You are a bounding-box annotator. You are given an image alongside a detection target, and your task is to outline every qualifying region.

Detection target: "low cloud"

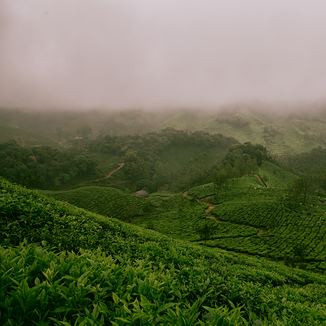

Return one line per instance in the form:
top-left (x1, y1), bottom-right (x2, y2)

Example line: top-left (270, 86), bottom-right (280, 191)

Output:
top-left (1, 0), bottom-right (326, 110)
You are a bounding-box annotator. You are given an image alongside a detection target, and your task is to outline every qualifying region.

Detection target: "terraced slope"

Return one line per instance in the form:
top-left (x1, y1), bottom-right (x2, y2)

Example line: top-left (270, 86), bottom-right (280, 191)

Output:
top-left (45, 186), bottom-right (148, 221)
top-left (46, 187), bottom-right (206, 241)
top-left (186, 165), bottom-right (325, 271)
top-left (211, 199), bottom-right (325, 269)
top-left (45, 162), bottom-right (325, 272)
top-left (145, 170), bottom-right (325, 271)
top-left (1, 178), bottom-right (326, 325)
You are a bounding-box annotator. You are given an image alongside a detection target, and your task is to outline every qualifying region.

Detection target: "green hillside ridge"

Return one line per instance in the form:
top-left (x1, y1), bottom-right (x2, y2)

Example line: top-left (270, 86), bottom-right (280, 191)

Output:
top-left (1, 178), bottom-right (326, 325)
top-left (1, 108), bottom-right (325, 155)
top-left (46, 186), bottom-right (149, 221)
top-left (89, 129), bottom-right (236, 191)
top-left (196, 164), bottom-right (325, 271)
top-left (0, 141), bottom-right (98, 190)
top-left (44, 161), bottom-right (326, 272)
top-left (161, 109), bottom-right (326, 155)
top-left (0, 125), bottom-right (54, 146)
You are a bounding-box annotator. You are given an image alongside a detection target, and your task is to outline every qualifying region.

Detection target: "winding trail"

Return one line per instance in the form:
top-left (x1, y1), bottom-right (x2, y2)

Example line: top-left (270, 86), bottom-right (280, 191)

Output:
top-left (255, 174), bottom-right (268, 188)
top-left (95, 162), bottom-right (125, 182)
top-left (106, 162), bottom-right (125, 178)
top-left (205, 203), bottom-right (216, 215)
top-left (183, 191), bottom-right (220, 221)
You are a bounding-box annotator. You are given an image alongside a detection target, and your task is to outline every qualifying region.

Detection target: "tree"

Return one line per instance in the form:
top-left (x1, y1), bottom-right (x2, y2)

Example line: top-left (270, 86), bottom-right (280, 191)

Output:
top-left (214, 169), bottom-right (231, 203)
top-left (196, 220), bottom-right (217, 243)
top-left (285, 177), bottom-right (313, 207)
top-left (224, 142), bottom-right (271, 169)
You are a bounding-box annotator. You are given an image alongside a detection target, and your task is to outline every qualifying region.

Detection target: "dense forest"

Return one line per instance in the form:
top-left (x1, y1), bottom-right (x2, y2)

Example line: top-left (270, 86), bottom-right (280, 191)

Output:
top-left (0, 141), bottom-right (97, 189)
top-left (284, 148), bottom-right (326, 192)
top-left (0, 129), bottom-right (276, 192)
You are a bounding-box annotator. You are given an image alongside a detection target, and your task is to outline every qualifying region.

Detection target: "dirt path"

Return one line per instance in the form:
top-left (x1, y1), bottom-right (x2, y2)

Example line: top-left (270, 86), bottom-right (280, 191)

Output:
top-left (106, 162), bottom-right (125, 178)
top-left (95, 162), bottom-right (125, 181)
top-left (183, 191), bottom-right (220, 222)
top-left (207, 215), bottom-right (220, 222)
top-left (205, 203), bottom-right (215, 215)
top-left (182, 191), bottom-right (191, 199)
top-left (255, 174), bottom-right (268, 188)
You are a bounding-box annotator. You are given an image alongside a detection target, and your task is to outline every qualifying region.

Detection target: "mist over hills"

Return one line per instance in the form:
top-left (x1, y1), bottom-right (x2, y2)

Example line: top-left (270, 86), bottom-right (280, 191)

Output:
top-left (0, 106), bottom-right (325, 154)
top-left (2, 1), bottom-right (326, 108)
top-left (1, 1), bottom-right (326, 323)
top-left (1, 106), bottom-right (325, 326)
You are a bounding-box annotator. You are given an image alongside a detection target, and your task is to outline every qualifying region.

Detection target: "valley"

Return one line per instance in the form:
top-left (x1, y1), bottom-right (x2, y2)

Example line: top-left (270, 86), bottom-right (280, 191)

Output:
top-left (2, 2), bottom-right (326, 323)
top-left (46, 161), bottom-right (325, 273)
top-left (0, 108), bottom-right (325, 325)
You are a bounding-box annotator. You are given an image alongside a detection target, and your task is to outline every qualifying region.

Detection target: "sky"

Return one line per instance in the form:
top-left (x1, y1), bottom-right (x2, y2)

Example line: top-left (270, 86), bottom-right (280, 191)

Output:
top-left (1, 0), bottom-right (326, 110)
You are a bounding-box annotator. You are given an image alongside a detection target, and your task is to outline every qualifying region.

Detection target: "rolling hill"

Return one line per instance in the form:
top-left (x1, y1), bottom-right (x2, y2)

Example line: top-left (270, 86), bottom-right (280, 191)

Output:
top-left (1, 178), bottom-right (326, 325)
top-left (89, 129), bottom-right (237, 191)
top-left (46, 186), bottom-right (149, 221)
top-left (44, 161), bottom-right (326, 272)
top-left (160, 109), bottom-right (326, 155)
top-left (1, 107), bottom-right (325, 155)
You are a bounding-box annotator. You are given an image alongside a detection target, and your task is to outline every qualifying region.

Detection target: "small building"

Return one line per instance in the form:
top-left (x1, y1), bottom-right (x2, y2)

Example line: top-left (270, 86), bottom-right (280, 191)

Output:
top-left (134, 190), bottom-right (149, 198)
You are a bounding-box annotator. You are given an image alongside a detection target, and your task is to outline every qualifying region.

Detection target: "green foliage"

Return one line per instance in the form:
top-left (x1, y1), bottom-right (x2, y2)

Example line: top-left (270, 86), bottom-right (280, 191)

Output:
top-left (211, 196), bottom-right (326, 270)
top-left (0, 244), bottom-right (247, 326)
top-left (46, 186), bottom-right (149, 221)
top-left (0, 107), bottom-right (325, 324)
top-left (196, 221), bottom-right (217, 242)
top-left (1, 107), bottom-right (325, 155)
top-left (0, 179), bottom-right (326, 325)
top-left (51, 160), bottom-right (325, 272)
top-left (284, 177), bottom-right (315, 207)
top-left (0, 142), bottom-right (97, 189)
top-left (90, 128), bottom-right (236, 191)
top-left (128, 162), bottom-right (324, 272)
top-left (132, 193), bottom-right (206, 240)
top-left (224, 142), bottom-right (271, 168)
top-left (188, 183), bottom-right (216, 199)
top-left (209, 143), bottom-right (272, 201)
top-left (284, 148), bottom-right (326, 193)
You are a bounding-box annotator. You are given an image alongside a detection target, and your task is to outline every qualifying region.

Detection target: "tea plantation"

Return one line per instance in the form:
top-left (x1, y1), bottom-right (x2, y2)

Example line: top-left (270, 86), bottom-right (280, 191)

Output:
top-left (45, 186), bottom-right (149, 221)
top-left (1, 178), bottom-right (326, 325)
top-left (44, 162), bottom-right (326, 273)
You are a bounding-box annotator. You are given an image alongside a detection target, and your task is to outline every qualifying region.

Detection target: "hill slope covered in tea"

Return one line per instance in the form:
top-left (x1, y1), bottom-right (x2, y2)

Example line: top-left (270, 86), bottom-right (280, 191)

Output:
top-left (1, 178), bottom-right (325, 325)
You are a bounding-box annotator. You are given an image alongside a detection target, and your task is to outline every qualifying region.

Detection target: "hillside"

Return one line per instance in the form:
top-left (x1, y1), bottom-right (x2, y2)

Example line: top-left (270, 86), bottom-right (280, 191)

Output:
top-left (89, 129), bottom-right (237, 191)
top-left (160, 109), bottom-right (326, 155)
top-left (47, 161), bottom-right (326, 272)
top-left (283, 148), bottom-right (326, 193)
top-left (1, 178), bottom-right (326, 325)
top-left (0, 141), bottom-right (98, 190)
top-left (1, 107), bottom-right (325, 155)
top-left (0, 124), bottom-right (54, 146)
top-left (46, 186), bottom-right (149, 221)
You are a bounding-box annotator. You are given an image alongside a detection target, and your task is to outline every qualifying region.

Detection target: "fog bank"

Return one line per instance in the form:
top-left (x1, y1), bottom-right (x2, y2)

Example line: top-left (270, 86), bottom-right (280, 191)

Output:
top-left (1, 0), bottom-right (326, 110)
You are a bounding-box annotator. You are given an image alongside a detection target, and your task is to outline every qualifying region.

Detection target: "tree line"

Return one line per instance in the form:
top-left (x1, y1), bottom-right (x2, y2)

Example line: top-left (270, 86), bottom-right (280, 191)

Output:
top-left (0, 141), bottom-right (97, 189)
